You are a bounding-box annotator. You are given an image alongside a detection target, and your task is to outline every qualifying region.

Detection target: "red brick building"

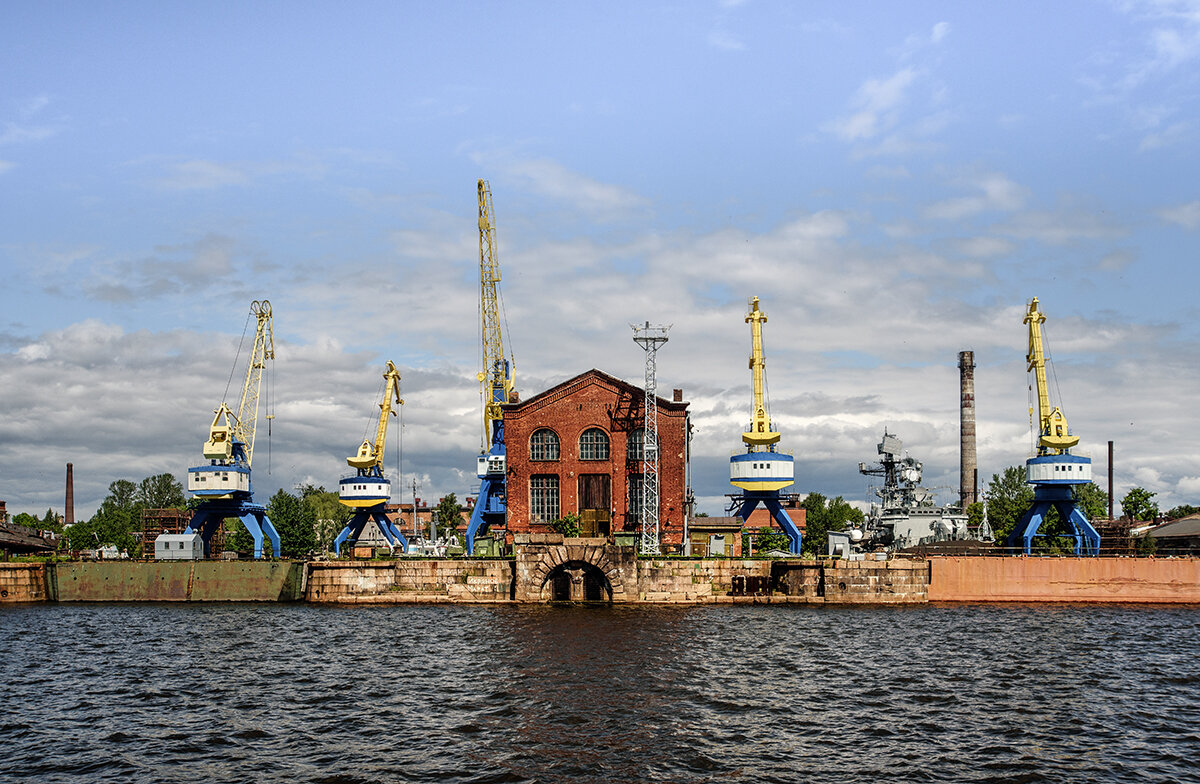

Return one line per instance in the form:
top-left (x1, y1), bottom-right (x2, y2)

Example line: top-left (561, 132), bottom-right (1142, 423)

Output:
top-left (503, 369), bottom-right (690, 548)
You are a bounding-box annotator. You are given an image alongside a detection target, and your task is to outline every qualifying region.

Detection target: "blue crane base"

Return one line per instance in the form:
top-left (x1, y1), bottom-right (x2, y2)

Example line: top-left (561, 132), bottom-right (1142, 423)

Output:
top-left (466, 475), bottom-right (505, 555)
top-left (733, 493), bottom-right (803, 555)
top-left (187, 500), bottom-right (280, 559)
top-left (333, 506), bottom-right (409, 557)
top-left (1007, 483), bottom-right (1101, 556)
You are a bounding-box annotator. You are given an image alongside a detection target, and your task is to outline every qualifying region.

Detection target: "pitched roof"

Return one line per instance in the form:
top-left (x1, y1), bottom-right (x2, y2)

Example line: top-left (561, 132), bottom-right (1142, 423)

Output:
top-left (1149, 514), bottom-right (1200, 539)
top-left (507, 368), bottom-right (687, 413)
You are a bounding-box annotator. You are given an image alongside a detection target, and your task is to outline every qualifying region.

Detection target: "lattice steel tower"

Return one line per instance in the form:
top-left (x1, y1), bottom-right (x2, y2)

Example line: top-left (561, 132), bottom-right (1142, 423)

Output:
top-left (632, 322), bottom-right (670, 555)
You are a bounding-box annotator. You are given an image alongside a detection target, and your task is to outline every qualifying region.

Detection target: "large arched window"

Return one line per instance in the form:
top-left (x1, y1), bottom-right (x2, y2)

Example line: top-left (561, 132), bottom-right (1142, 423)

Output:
top-left (579, 428), bottom-right (610, 461)
top-left (627, 428), bottom-right (645, 461)
top-left (530, 428), bottom-right (560, 461)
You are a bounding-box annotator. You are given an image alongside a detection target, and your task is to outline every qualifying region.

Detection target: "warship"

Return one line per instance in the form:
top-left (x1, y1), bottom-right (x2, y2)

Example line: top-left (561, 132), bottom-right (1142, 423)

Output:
top-left (854, 431), bottom-right (992, 550)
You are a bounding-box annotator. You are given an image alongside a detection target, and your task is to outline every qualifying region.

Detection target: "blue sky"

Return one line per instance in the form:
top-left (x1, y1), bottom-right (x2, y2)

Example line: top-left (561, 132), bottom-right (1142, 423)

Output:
top-left (3, 1), bottom-right (1200, 520)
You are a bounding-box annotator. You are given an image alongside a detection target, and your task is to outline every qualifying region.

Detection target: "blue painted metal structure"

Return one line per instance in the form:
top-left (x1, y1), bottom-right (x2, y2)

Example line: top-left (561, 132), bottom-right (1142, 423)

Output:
top-left (333, 484), bottom-right (409, 556)
top-left (1008, 455), bottom-right (1101, 556)
top-left (186, 449), bottom-right (281, 559)
top-left (466, 359), bottom-right (509, 555)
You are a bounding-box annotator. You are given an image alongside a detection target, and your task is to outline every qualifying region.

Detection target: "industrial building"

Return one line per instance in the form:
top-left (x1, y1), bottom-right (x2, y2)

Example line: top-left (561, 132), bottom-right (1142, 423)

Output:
top-left (501, 369), bottom-right (690, 548)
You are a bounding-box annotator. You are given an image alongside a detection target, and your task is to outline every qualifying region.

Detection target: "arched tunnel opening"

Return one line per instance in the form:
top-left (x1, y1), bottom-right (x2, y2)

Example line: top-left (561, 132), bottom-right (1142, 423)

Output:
top-left (543, 560), bottom-right (612, 603)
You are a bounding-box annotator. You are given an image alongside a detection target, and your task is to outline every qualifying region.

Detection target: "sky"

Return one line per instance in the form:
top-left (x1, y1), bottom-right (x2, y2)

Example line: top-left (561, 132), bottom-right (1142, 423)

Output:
top-left (3, 0), bottom-right (1200, 521)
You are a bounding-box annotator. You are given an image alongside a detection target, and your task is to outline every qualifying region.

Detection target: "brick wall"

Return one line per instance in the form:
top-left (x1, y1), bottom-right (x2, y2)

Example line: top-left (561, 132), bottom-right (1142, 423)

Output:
top-left (504, 369), bottom-right (689, 547)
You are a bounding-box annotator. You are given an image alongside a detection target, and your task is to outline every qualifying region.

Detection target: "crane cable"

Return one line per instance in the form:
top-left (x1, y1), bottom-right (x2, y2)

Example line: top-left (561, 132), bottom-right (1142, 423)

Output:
top-left (221, 307), bottom-right (254, 407)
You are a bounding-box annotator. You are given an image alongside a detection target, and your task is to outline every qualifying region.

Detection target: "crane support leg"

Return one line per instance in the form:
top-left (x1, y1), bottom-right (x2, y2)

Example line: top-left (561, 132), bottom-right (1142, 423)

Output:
top-left (239, 511), bottom-right (281, 560)
top-left (333, 506), bottom-right (409, 557)
top-left (466, 474), bottom-right (505, 555)
top-left (187, 501), bottom-right (279, 559)
top-left (1008, 485), bottom-right (1100, 556)
top-left (735, 493), bottom-right (802, 555)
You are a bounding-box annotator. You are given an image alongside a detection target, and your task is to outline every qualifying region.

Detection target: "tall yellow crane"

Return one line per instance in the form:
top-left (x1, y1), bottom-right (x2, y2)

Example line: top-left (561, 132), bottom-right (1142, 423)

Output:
top-left (334, 361), bottom-right (409, 555)
top-left (1008, 297), bottom-right (1100, 555)
top-left (466, 179), bottom-right (514, 555)
top-left (1025, 297), bottom-right (1078, 454)
top-left (728, 297), bottom-right (802, 554)
top-left (184, 300), bottom-right (281, 559)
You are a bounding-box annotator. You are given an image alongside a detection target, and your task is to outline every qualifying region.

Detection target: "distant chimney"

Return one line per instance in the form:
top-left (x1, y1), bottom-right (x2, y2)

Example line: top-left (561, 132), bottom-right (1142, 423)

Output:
top-left (65, 462), bottom-right (75, 526)
top-left (958, 351), bottom-right (977, 508)
top-left (673, 389), bottom-right (683, 402)
top-left (509, 391), bottom-right (520, 403)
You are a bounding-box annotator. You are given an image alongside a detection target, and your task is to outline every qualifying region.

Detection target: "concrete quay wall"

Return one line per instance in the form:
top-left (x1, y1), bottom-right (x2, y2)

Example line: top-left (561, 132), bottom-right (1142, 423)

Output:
top-left (929, 556), bottom-right (1200, 603)
top-left (305, 559), bottom-right (514, 603)
top-left (0, 563), bottom-right (48, 603)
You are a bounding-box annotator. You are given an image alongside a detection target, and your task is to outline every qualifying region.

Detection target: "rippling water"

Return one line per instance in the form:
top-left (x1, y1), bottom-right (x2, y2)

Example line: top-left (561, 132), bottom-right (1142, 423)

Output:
top-left (2, 602), bottom-right (1199, 783)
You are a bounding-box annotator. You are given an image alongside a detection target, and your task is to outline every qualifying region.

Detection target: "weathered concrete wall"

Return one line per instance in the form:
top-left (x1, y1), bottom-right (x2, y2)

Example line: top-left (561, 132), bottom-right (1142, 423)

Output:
top-left (52, 561), bottom-right (305, 602)
top-left (928, 556), bottom-right (1200, 603)
top-left (306, 559), bottom-right (514, 603)
top-left (0, 563), bottom-right (47, 602)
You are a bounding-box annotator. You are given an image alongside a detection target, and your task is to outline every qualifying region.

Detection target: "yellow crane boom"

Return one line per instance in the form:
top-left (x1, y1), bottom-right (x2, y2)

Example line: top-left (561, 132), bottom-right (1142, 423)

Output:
top-left (743, 296), bottom-right (780, 448)
top-left (1025, 297), bottom-right (1078, 454)
top-left (477, 179), bottom-right (514, 444)
top-left (347, 361), bottom-right (403, 471)
top-left (202, 300), bottom-right (275, 466)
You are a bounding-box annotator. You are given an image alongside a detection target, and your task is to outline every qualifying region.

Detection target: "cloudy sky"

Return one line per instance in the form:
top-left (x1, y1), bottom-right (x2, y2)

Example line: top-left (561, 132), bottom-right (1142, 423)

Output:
top-left (3, 1), bottom-right (1199, 521)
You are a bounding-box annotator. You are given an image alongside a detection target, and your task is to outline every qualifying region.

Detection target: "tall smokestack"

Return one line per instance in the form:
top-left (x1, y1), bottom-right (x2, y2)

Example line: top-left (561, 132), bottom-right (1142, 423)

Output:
top-left (958, 351), bottom-right (977, 508)
top-left (65, 462), bottom-right (75, 526)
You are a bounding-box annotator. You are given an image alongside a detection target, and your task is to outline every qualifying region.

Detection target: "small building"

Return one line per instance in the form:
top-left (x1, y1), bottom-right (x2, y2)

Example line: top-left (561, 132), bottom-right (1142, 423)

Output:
top-left (502, 369), bottom-right (690, 549)
top-left (1148, 514), bottom-right (1200, 555)
top-left (155, 533), bottom-right (204, 560)
top-left (688, 516), bottom-right (744, 557)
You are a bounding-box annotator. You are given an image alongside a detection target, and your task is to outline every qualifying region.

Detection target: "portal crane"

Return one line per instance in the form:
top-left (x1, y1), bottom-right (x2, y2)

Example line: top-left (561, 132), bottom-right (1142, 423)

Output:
top-left (465, 179), bottom-right (514, 554)
top-left (1007, 298), bottom-right (1101, 555)
top-left (333, 361), bottom-right (410, 556)
top-left (184, 300), bottom-right (281, 558)
top-left (728, 297), bottom-right (802, 554)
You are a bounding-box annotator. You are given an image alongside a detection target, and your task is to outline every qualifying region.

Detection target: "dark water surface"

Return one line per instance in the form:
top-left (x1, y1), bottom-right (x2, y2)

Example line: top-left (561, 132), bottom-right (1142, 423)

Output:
top-left (2, 603), bottom-right (1199, 783)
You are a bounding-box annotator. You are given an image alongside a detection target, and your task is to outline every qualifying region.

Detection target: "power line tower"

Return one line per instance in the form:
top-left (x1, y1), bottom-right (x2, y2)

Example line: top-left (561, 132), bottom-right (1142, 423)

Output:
top-left (632, 321), bottom-right (670, 555)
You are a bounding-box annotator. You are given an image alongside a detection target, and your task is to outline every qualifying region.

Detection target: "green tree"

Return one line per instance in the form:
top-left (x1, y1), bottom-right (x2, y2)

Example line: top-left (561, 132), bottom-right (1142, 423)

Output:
top-left (224, 518), bottom-right (254, 553)
top-left (1074, 482), bottom-right (1109, 522)
top-left (434, 493), bottom-right (464, 538)
top-left (64, 480), bottom-right (142, 552)
top-left (12, 512), bottom-right (41, 528)
top-left (1164, 504), bottom-right (1199, 520)
top-left (984, 466), bottom-right (1034, 545)
top-left (298, 484), bottom-right (352, 552)
top-left (744, 526), bottom-right (790, 555)
top-left (1121, 487), bottom-right (1159, 521)
top-left (966, 501), bottom-right (985, 530)
top-left (800, 493), bottom-right (865, 556)
top-left (137, 473), bottom-right (186, 509)
top-left (267, 489), bottom-right (317, 557)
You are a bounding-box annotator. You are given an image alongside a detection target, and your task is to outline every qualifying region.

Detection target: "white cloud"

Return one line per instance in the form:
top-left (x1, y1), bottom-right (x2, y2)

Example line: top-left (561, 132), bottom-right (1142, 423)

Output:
top-left (708, 29), bottom-right (745, 51)
top-left (1158, 200), bottom-right (1200, 228)
top-left (826, 68), bottom-right (918, 141)
top-left (495, 157), bottom-right (650, 216)
top-left (924, 173), bottom-right (1028, 220)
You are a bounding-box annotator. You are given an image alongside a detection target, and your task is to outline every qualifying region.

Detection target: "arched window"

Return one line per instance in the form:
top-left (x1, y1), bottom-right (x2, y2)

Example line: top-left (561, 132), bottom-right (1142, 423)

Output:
top-left (530, 428), bottom-right (560, 461)
top-left (627, 428), bottom-right (645, 461)
top-left (579, 428), bottom-right (610, 461)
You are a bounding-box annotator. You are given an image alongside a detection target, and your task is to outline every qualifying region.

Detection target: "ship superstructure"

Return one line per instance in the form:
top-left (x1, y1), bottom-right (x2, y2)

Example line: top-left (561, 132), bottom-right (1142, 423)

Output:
top-left (857, 431), bottom-right (990, 550)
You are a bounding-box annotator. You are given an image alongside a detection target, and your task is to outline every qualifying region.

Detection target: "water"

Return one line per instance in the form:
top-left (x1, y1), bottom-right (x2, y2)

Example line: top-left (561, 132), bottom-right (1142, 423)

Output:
top-left (2, 603), bottom-right (1199, 784)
